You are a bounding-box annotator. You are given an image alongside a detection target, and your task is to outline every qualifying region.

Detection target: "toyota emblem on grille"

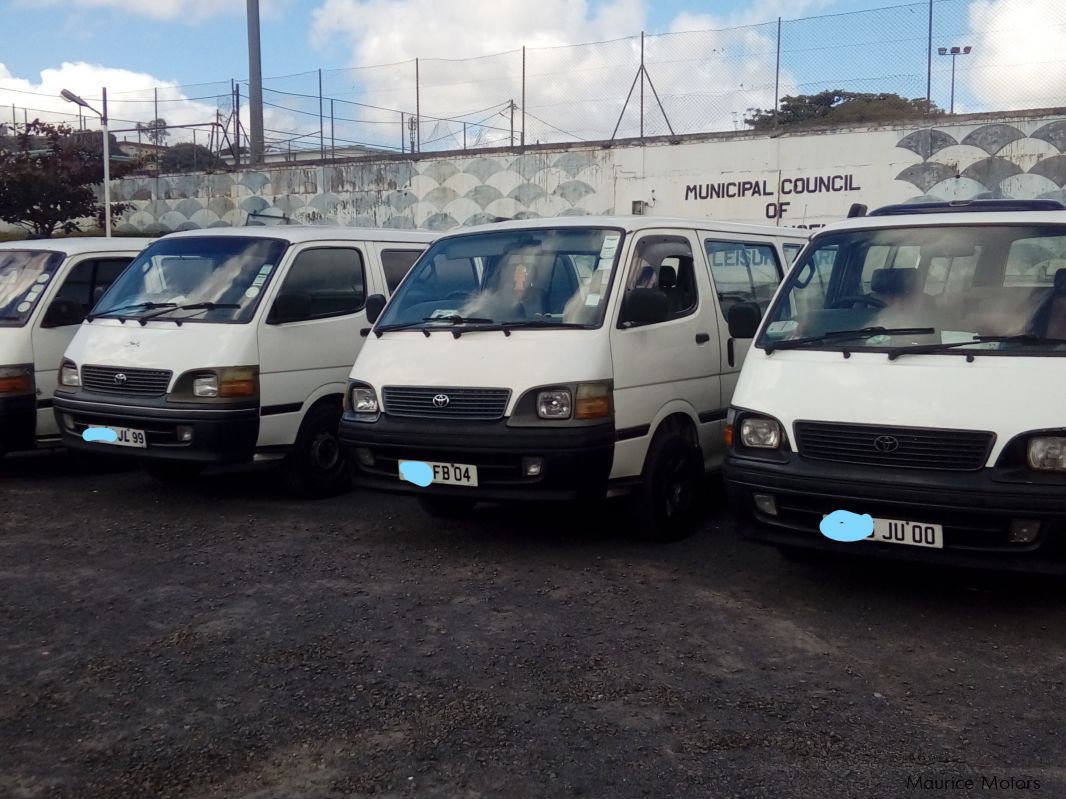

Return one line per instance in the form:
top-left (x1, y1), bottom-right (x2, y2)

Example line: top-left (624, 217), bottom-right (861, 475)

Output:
top-left (874, 435), bottom-right (900, 453)
top-left (432, 394), bottom-right (450, 408)
top-left (113, 372), bottom-right (128, 386)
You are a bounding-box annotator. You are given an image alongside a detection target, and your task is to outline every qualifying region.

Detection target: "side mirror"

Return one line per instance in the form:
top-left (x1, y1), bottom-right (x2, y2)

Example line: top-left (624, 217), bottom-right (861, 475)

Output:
top-left (40, 298), bottom-right (86, 328)
top-left (727, 301), bottom-right (762, 339)
top-left (365, 293), bottom-right (387, 324)
top-left (267, 291), bottom-right (313, 325)
top-left (622, 288), bottom-right (669, 327)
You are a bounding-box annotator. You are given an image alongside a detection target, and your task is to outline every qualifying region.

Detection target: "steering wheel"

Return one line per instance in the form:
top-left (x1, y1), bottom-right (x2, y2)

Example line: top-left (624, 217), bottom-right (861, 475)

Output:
top-left (828, 295), bottom-right (886, 310)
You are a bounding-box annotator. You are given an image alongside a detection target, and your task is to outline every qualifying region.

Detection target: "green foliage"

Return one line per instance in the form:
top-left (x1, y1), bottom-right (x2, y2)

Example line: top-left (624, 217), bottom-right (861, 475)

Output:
top-left (745, 90), bottom-right (944, 130)
top-left (136, 118), bottom-right (169, 146)
top-left (159, 142), bottom-right (224, 173)
top-left (0, 120), bottom-right (131, 237)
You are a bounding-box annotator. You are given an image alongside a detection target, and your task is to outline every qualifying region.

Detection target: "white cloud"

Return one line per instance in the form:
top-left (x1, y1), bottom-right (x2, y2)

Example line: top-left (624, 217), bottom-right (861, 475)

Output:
top-left (308, 0), bottom-right (809, 145)
top-left (965, 0), bottom-right (1066, 110)
top-left (0, 62), bottom-right (228, 146)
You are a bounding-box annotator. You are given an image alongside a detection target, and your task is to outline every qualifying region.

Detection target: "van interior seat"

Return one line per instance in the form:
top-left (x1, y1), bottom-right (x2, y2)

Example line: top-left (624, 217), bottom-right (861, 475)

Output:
top-left (1031, 268), bottom-right (1066, 338)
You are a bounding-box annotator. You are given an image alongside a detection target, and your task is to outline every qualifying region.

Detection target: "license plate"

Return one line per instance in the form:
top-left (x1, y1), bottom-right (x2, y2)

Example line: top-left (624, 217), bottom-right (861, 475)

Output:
top-left (399, 460), bottom-right (478, 487)
top-left (89, 426), bottom-right (147, 449)
top-left (868, 517), bottom-right (943, 549)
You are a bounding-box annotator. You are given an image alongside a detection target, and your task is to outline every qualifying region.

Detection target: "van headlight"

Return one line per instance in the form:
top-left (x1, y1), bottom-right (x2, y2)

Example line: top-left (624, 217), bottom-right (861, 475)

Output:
top-left (0, 364), bottom-right (34, 395)
top-left (173, 366), bottom-right (258, 400)
top-left (739, 417), bottom-right (783, 449)
top-left (347, 384), bottom-right (379, 416)
top-left (1028, 436), bottom-right (1066, 472)
top-left (58, 361), bottom-right (81, 388)
top-left (537, 389), bottom-right (571, 419)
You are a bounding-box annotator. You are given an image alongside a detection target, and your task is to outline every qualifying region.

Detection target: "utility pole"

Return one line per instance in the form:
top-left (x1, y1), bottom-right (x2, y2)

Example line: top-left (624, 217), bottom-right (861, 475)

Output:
top-left (246, 0), bottom-right (265, 164)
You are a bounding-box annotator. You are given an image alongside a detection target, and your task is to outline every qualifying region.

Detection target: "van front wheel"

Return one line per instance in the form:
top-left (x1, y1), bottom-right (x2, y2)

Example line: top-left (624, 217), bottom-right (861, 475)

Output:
top-left (282, 404), bottom-right (351, 499)
top-left (631, 426), bottom-right (703, 542)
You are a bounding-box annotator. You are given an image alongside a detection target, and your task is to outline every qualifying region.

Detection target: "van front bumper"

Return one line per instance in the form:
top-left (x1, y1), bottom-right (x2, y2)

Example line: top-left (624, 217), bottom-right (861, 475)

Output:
top-left (724, 455), bottom-right (1066, 573)
top-left (0, 394), bottom-right (36, 453)
top-left (53, 394), bottom-right (259, 464)
top-left (339, 414), bottom-right (615, 501)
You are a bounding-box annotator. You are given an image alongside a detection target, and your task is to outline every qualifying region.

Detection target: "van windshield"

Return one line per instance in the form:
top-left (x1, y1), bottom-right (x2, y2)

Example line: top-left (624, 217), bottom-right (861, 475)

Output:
top-left (94, 236), bottom-right (288, 324)
top-left (375, 227), bottom-right (623, 330)
top-left (758, 224), bottom-right (1066, 356)
top-left (0, 250), bottom-right (64, 328)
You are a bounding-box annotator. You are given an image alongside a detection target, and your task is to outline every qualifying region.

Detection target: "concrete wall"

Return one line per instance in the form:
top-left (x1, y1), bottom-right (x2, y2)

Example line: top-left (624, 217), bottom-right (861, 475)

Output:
top-left (104, 108), bottom-right (1066, 235)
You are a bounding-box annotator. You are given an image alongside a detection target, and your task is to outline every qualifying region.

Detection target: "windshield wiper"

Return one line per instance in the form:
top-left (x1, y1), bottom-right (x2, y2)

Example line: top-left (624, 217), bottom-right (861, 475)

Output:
top-left (135, 302), bottom-right (241, 326)
top-left (89, 301), bottom-right (176, 322)
top-left (501, 320), bottom-right (590, 329)
top-left (765, 327), bottom-right (935, 354)
top-left (886, 333), bottom-right (1066, 361)
top-left (421, 314), bottom-right (496, 325)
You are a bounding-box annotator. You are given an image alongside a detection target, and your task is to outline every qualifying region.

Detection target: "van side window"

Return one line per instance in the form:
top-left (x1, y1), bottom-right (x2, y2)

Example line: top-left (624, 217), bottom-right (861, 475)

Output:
top-left (56, 257), bottom-right (135, 317)
top-left (619, 236), bottom-right (697, 327)
top-left (859, 245), bottom-right (921, 293)
top-left (381, 249), bottom-right (424, 293)
top-left (783, 243), bottom-right (803, 265)
top-left (705, 240), bottom-right (781, 316)
top-left (279, 247), bottom-right (366, 319)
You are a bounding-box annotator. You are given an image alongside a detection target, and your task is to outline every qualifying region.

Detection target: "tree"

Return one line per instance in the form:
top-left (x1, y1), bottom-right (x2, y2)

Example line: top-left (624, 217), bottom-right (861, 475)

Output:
top-left (159, 142), bottom-right (223, 173)
top-left (745, 90), bottom-right (944, 130)
top-left (136, 117), bottom-right (169, 146)
top-left (0, 120), bottom-right (131, 237)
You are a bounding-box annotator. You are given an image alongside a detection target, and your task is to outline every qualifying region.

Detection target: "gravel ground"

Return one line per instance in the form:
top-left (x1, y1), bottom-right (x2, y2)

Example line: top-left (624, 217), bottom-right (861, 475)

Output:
top-left (1, 452), bottom-right (1064, 799)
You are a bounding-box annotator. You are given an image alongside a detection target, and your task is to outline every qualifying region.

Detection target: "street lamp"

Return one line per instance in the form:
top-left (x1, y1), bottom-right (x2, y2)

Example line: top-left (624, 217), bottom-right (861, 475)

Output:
top-left (61, 87), bottom-right (111, 237)
top-left (937, 45), bottom-right (972, 115)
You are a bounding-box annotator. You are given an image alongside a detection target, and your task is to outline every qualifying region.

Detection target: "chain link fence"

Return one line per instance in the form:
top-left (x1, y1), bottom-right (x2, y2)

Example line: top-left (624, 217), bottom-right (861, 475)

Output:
top-left (2, 0), bottom-right (1064, 167)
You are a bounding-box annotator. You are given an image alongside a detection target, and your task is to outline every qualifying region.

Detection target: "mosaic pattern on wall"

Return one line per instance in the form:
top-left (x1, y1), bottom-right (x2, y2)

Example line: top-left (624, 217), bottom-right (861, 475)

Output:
top-left (112, 150), bottom-right (613, 235)
top-left (895, 120), bottom-right (1066, 203)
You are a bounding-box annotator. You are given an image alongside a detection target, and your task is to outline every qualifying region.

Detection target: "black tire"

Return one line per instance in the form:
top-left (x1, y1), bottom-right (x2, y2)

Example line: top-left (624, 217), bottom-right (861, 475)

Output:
top-left (282, 403), bottom-right (351, 499)
top-left (142, 460), bottom-right (205, 483)
top-left (630, 424), bottom-right (704, 543)
top-left (418, 496), bottom-right (477, 519)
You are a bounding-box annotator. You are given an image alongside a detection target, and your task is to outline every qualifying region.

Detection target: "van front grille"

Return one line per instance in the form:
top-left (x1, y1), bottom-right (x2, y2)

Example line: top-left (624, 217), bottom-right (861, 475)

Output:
top-left (793, 421), bottom-right (995, 471)
top-left (383, 387), bottom-right (510, 420)
top-left (81, 365), bottom-right (172, 396)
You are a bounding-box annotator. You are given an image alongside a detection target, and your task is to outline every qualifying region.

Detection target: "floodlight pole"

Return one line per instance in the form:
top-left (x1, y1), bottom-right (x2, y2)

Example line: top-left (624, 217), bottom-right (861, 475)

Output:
top-left (61, 87), bottom-right (111, 237)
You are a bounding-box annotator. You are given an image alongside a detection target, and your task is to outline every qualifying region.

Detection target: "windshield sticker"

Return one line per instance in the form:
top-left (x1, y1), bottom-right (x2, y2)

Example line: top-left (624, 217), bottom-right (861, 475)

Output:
top-left (599, 233), bottom-right (620, 260)
top-left (766, 320), bottom-right (798, 335)
top-left (17, 302), bottom-right (31, 313)
top-left (428, 308), bottom-right (458, 318)
top-left (251, 275), bottom-right (267, 288)
top-left (25, 287), bottom-right (41, 301)
top-left (36, 273), bottom-right (50, 283)
top-left (584, 293), bottom-right (602, 307)
top-left (245, 286), bottom-right (260, 299)
top-left (259, 264), bottom-right (273, 275)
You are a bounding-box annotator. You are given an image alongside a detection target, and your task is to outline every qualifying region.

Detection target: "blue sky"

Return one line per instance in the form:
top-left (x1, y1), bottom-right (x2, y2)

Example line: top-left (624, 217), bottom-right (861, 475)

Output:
top-left (1, 0), bottom-right (1060, 151)
top-left (3, 0), bottom-right (898, 86)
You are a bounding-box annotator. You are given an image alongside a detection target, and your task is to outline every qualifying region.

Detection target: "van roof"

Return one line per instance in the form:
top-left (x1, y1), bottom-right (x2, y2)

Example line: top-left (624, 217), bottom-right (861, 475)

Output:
top-left (436, 215), bottom-right (810, 239)
top-left (0, 237), bottom-right (155, 256)
top-left (158, 226), bottom-right (437, 245)
top-left (816, 208), bottom-right (1066, 235)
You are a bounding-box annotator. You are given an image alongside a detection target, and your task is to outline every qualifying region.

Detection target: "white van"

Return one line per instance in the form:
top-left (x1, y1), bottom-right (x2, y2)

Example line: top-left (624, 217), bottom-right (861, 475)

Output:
top-left (54, 227), bottom-right (435, 495)
top-left (723, 198), bottom-right (1066, 572)
top-left (0, 237), bottom-right (153, 456)
top-left (338, 216), bottom-right (807, 538)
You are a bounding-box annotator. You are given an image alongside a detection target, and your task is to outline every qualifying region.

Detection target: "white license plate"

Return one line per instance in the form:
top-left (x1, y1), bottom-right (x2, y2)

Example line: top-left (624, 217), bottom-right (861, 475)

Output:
top-left (89, 426), bottom-right (147, 449)
top-left (399, 460), bottom-right (478, 487)
top-left (868, 517), bottom-right (943, 549)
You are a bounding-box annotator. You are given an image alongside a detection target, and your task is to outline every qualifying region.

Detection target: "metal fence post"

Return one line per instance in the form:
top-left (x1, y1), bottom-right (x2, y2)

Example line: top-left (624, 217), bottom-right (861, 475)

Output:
top-left (926, 0), bottom-right (933, 113)
top-left (521, 47), bottom-right (526, 147)
top-left (415, 58), bottom-right (421, 153)
top-left (774, 17), bottom-right (782, 125)
top-left (400, 111), bottom-right (406, 153)
top-left (319, 68), bottom-right (325, 159)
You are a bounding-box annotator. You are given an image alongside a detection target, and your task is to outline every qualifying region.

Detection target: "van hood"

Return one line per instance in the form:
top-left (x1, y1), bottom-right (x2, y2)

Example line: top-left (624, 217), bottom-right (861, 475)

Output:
top-left (351, 329), bottom-right (612, 412)
top-left (734, 349), bottom-right (1066, 461)
top-left (64, 320), bottom-right (258, 387)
